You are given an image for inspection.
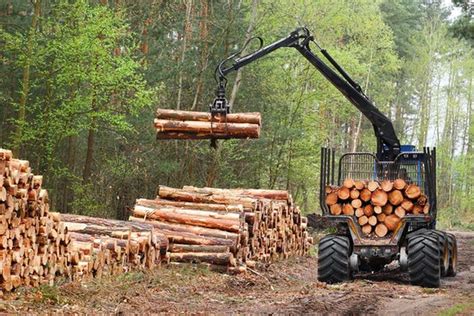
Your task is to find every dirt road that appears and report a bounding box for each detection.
[1,231,473,314]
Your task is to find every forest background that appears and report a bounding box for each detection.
[0,0,472,229]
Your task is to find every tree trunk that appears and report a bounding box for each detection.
[191,0,209,110]
[82,123,95,182]
[228,0,259,109]
[176,0,193,110]
[13,0,41,156]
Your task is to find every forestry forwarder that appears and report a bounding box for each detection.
[209,27,457,287]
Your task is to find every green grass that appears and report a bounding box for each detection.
[437,302,474,316]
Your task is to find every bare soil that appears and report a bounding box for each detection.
[1,231,473,315]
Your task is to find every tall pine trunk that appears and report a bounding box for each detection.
[13,0,41,156]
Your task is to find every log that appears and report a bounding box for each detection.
[384,215,401,231]
[54,213,157,233]
[145,198,244,212]
[367,181,379,192]
[373,206,382,215]
[376,213,386,223]
[154,229,236,247]
[371,190,388,207]
[168,244,230,253]
[325,192,338,206]
[350,189,360,199]
[354,181,365,190]
[394,207,406,218]
[351,199,362,209]
[368,215,377,226]
[325,186,335,194]
[380,180,393,192]
[423,204,430,214]
[156,109,262,125]
[363,204,374,217]
[156,131,257,140]
[330,204,342,215]
[388,190,403,206]
[168,252,237,266]
[182,186,289,201]
[337,187,350,200]
[132,205,242,233]
[362,224,372,235]
[343,178,355,189]
[360,189,371,202]
[135,205,241,221]
[382,204,393,215]
[405,184,421,199]
[417,194,428,206]
[63,222,131,237]
[342,204,354,216]
[412,205,423,215]
[355,208,364,218]
[154,119,260,139]
[393,179,407,190]
[158,186,256,209]
[129,216,239,241]
[401,199,414,212]
[375,223,388,237]
[358,215,369,226]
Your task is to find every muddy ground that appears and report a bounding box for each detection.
[1,231,473,315]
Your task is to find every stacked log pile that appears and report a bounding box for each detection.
[154,108,261,139]
[0,148,169,293]
[51,213,169,278]
[325,179,428,238]
[131,185,312,272]
[0,148,67,292]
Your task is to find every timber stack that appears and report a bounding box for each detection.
[51,213,169,277]
[131,185,312,272]
[0,148,66,292]
[130,186,312,272]
[0,148,168,293]
[154,108,261,139]
[325,178,429,238]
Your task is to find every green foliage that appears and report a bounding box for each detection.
[0,0,472,227]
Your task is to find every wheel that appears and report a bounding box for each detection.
[446,233,457,277]
[407,233,441,288]
[426,230,449,277]
[317,235,352,283]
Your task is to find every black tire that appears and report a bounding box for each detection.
[426,230,449,277]
[446,233,457,277]
[317,235,352,283]
[407,233,441,288]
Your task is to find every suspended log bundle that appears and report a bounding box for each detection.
[131,185,312,271]
[155,108,262,139]
[326,178,428,238]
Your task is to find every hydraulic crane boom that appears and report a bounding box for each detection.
[212,27,401,161]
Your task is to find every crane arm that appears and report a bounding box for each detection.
[212,27,400,161]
